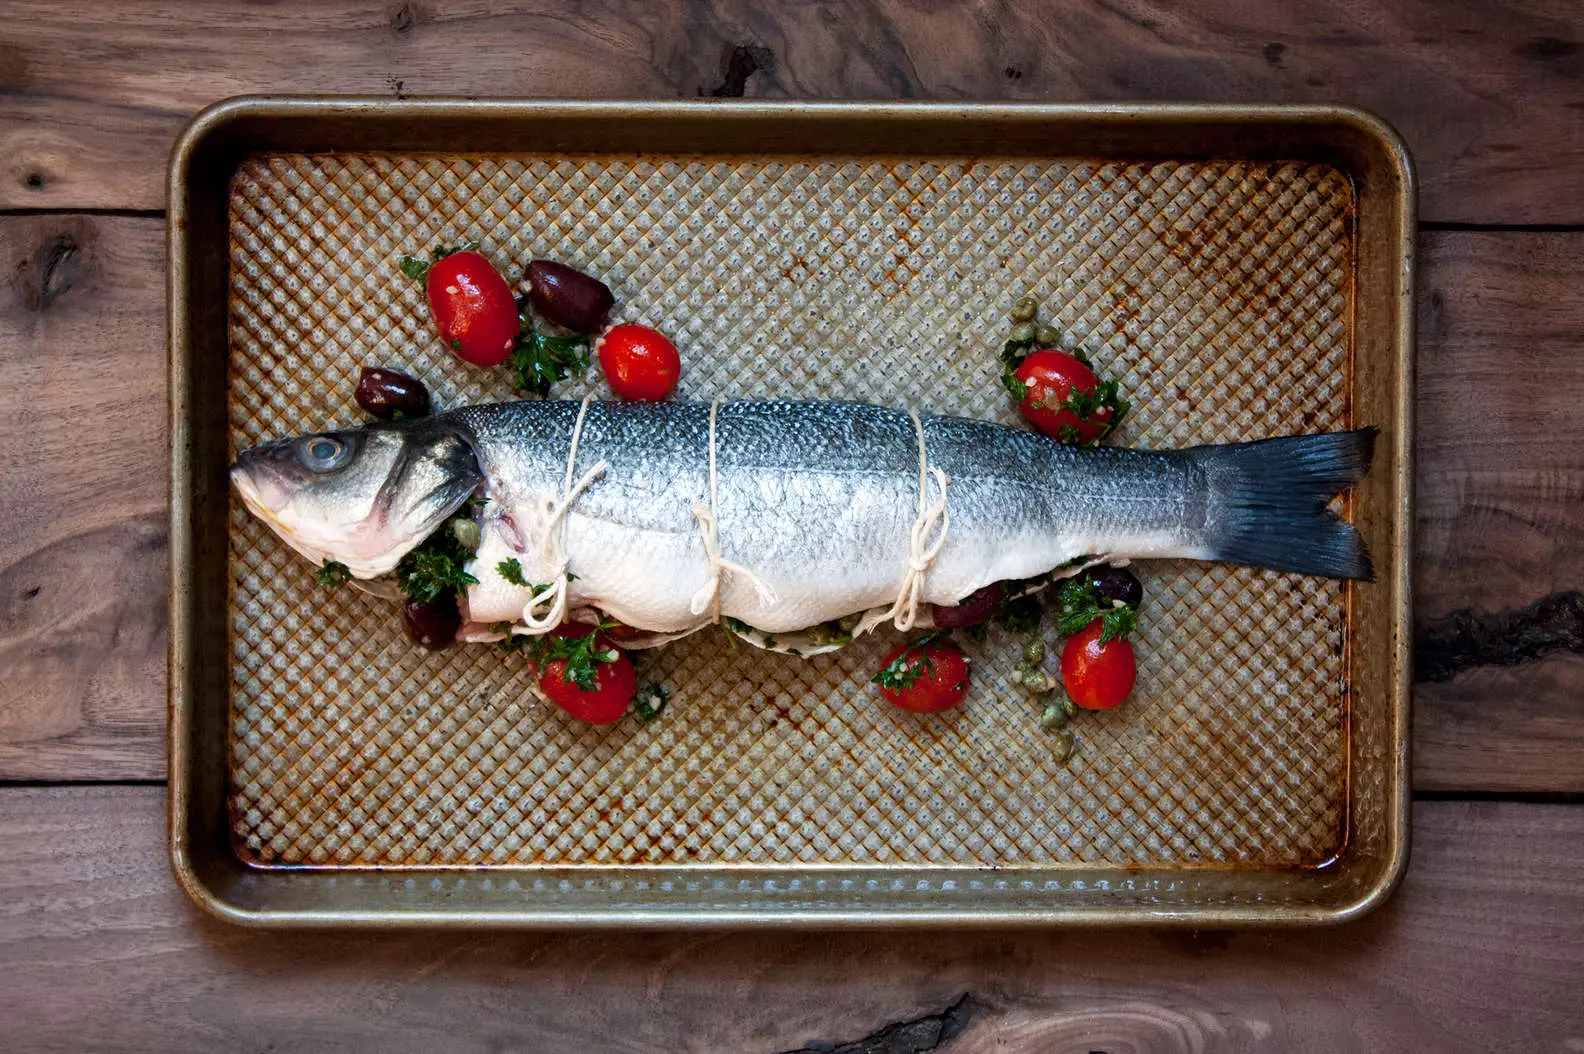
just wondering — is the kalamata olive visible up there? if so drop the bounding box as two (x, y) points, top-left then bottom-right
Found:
(933, 581), (1006, 628)
(1088, 564), (1144, 609)
(523, 260), (614, 334)
(402, 594), (460, 650)
(356, 366), (431, 419)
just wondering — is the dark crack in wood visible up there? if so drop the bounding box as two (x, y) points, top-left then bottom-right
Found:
(708, 44), (774, 97)
(777, 993), (976, 1054)
(1416, 590), (1584, 682)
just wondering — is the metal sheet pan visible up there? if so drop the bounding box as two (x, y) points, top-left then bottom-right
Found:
(169, 99), (1413, 927)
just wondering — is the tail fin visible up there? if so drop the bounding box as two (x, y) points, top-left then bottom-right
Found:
(1187, 428), (1377, 581)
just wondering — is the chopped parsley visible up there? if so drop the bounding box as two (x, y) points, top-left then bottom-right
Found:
(534, 630), (620, 691)
(997, 593), (1044, 634)
(872, 639), (939, 690)
(497, 558), (532, 587)
(316, 559), (352, 589)
(396, 514), (479, 604)
(1054, 575), (1137, 642)
(509, 315), (590, 397)
(396, 241), (479, 284)
(632, 683), (670, 723)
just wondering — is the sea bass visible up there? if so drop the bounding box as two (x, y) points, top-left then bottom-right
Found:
(230, 399), (1374, 647)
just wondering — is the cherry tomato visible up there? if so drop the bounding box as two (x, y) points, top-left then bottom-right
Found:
(873, 637), (971, 713)
(598, 324), (681, 401)
(1013, 349), (1116, 443)
(426, 251), (520, 367)
(1060, 620), (1137, 710)
(537, 624), (637, 725)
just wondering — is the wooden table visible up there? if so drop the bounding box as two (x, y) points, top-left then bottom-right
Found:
(2, 3), (1581, 1049)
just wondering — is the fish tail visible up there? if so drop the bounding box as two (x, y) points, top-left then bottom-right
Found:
(1187, 428), (1377, 581)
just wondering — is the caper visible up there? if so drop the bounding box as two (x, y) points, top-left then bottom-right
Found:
(1010, 296), (1038, 322)
(1023, 640), (1046, 664)
(1039, 700), (1070, 729)
(1009, 321), (1036, 343)
(1050, 728), (1076, 763)
(450, 518), (481, 552)
(1034, 324), (1060, 347)
(1022, 668), (1056, 694)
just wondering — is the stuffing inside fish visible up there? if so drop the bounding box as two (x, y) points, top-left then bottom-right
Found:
(231, 399), (1374, 649)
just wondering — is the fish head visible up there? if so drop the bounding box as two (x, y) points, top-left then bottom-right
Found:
(230, 419), (482, 578)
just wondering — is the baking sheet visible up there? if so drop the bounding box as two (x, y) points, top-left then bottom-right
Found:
(226, 153), (1350, 869)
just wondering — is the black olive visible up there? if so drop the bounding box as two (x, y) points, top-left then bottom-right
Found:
(356, 366), (431, 419)
(523, 260), (615, 334)
(1089, 565), (1143, 609)
(933, 581), (1006, 628)
(403, 594), (460, 649)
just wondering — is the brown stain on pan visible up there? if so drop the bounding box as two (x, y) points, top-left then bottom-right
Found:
(223, 151), (1355, 874)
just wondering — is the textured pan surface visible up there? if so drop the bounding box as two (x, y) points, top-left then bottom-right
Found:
(226, 153), (1351, 869)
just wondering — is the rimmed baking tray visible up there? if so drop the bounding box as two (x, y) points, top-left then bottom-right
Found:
(169, 99), (1412, 927)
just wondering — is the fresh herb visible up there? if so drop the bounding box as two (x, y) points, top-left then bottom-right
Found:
(1054, 575), (1137, 642)
(632, 683), (670, 723)
(316, 559), (352, 589)
(509, 316), (590, 397)
(396, 515), (479, 604)
(535, 630), (620, 691)
(396, 241), (478, 284)
(497, 558), (531, 587)
(998, 593), (1044, 634)
(806, 620), (855, 649)
(873, 642), (937, 691)
(1058, 377), (1130, 445)
(966, 622), (989, 643)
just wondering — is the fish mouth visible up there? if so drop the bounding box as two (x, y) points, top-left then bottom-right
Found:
(229, 460), (293, 523)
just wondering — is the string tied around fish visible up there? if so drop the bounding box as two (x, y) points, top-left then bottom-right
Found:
(689, 396), (779, 621)
(519, 395), (607, 633)
(855, 408), (951, 637)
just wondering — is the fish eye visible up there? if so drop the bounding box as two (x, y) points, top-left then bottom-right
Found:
(297, 435), (350, 472)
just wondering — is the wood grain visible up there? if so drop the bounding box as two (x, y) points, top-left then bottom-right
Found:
(0, 215), (167, 780)
(1, 0), (1582, 221)
(0, 786), (1579, 1053)
(1416, 231), (1584, 622)
(1411, 230), (1584, 792)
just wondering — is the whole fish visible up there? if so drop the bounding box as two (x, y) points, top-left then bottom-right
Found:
(231, 400), (1374, 647)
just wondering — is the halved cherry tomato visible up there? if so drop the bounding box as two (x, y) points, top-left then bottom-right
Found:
(426, 251), (520, 367)
(1013, 349), (1117, 444)
(872, 637), (971, 713)
(537, 624), (637, 725)
(597, 324), (681, 401)
(1060, 620), (1137, 710)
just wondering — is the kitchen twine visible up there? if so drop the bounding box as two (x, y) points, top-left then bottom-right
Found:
(513, 398), (944, 635)
(855, 409), (951, 637)
(520, 395), (608, 633)
(689, 397), (779, 622)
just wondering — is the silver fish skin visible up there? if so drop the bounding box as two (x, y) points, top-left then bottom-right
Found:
(446, 400), (1372, 635)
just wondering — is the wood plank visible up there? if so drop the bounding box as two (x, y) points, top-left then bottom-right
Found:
(1, 787), (1580, 1052)
(1, 0), (1583, 221)
(0, 215), (167, 780)
(4, 216), (1582, 790)
(1416, 232), (1584, 622)
(1413, 230), (1584, 792)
